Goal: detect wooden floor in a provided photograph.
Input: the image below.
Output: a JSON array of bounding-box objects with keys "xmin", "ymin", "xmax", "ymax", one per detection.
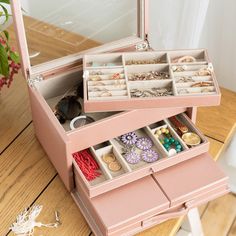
[{"xmin": 1, "ymin": 18, "xmax": 236, "ymax": 236}]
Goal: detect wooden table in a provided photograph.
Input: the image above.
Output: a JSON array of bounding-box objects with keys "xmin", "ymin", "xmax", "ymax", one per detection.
[{"xmin": 1, "ymin": 19, "xmax": 236, "ymax": 236}]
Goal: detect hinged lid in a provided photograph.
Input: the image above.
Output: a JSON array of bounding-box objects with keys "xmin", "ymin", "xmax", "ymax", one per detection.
[{"xmin": 11, "ymin": 0, "xmax": 148, "ymax": 79}]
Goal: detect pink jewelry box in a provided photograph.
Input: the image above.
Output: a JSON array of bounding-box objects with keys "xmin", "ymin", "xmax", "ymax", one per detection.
[{"xmin": 11, "ymin": 0, "xmax": 228, "ymax": 235}]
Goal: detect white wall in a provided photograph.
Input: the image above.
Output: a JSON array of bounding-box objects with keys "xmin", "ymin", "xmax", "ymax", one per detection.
[
  {"xmin": 199, "ymin": 0, "xmax": 236, "ymax": 92},
  {"xmin": 148, "ymin": 0, "xmax": 236, "ymax": 92},
  {"xmin": 149, "ymin": 0, "xmax": 209, "ymax": 50}
]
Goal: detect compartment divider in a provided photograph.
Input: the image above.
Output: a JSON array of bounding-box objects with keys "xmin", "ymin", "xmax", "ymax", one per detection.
[
  {"xmin": 169, "ymin": 67, "xmax": 178, "ymax": 96},
  {"xmin": 164, "ymin": 119, "xmax": 189, "ymax": 150},
  {"xmin": 144, "ymin": 126, "xmax": 168, "ymax": 158},
  {"xmin": 122, "ymin": 53, "xmax": 126, "ymax": 68},
  {"xmin": 166, "ymin": 52, "xmax": 171, "ymax": 64},
  {"xmin": 110, "ymin": 140, "xmax": 132, "ymax": 173},
  {"xmin": 124, "ymin": 65, "xmax": 131, "ymax": 99},
  {"xmin": 172, "ymin": 113, "xmax": 207, "ymax": 143},
  {"xmin": 90, "ymin": 146, "xmax": 113, "ymax": 180}
]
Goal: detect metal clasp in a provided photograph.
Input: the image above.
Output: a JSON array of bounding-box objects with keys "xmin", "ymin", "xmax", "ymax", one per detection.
[{"xmin": 27, "ymin": 74, "xmax": 43, "ymax": 88}]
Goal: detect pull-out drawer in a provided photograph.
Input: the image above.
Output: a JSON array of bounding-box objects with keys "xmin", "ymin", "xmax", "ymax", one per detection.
[
  {"xmin": 72, "ymin": 152, "xmax": 229, "ymax": 236},
  {"xmin": 72, "ymin": 176, "xmax": 170, "ymax": 236},
  {"xmin": 73, "ymin": 112, "xmax": 209, "ymax": 198}
]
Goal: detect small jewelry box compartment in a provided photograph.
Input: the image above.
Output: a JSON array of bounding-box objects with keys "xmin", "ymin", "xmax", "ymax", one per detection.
[
  {"xmin": 72, "ymin": 112, "xmax": 210, "ymax": 198},
  {"xmin": 71, "ymin": 153, "xmax": 229, "ymax": 236},
  {"xmin": 83, "ymin": 50, "xmax": 221, "ymax": 112}
]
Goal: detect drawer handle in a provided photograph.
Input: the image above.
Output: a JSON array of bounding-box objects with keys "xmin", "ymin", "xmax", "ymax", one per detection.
[{"xmin": 141, "ymin": 205, "xmax": 189, "ymax": 228}]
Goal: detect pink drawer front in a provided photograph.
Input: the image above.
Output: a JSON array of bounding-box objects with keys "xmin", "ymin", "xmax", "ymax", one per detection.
[
  {"xmin": 73, "ymin": 112, "xmax": 209, "ymax": 198},
  {"xmin": 73, "ymin": 175, "xmax": 170, "ymax": 236},
  {"xmin": 153, "ymin": 152, "xmax": 229, "ymax": 207},
  {"xmin": 72, "ymin": 152, "xmax": 229, "ymax": 236}
]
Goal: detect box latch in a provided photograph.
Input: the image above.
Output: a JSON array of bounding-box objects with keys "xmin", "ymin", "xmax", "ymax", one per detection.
[{"xmin": 27, "ymin": 74, "xmax": 43, "ymax": 88}]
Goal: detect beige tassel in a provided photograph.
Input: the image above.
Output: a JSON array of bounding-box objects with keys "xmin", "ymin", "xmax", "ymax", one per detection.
[{"xmin": 10, "ymin": 205, "xmax": 61, "ymax": 236}]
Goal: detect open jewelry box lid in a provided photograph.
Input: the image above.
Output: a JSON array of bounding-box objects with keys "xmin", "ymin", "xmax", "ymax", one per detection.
[{"xmin": 11, "ymin": 0, "xmax": 148, "ymax": 81}]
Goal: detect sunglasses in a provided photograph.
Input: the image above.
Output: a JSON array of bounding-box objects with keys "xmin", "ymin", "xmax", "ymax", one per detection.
[{"xmin": 54, "ymin": 82, "xmax": 83, "ymax": 124}]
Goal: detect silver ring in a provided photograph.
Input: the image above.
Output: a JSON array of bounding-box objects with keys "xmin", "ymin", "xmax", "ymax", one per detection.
[{"xmin": 70, "ymin": 115, "xmax": 94, "ymax": 130}]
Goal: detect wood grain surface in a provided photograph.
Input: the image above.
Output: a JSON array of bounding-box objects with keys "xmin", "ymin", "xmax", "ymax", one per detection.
[
  {"xmin": 197, "ymin": 87, "xmax": 236, "ymax": 143},
  {"xmin": 8, "ymin": 176, "xmax": 91, "ymax": 236},
  {"xmin": 0, "ymin": 73, "xmax": 31, "ymax": 153},
  {"xmin": 0, "ymin": 124, "xmax": 56, "ymax": 236}
]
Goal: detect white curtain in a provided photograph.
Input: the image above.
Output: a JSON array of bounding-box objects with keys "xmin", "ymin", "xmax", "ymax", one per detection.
[
  {"xmin": 199, "ymin": 0, "xmax": 236, "ymax": 92},
  {"xmin": 149, "ymin": 0, "xmax": 210, "ymax": 49},
  {"xmin": 149, "ymin": 0, "xmax": 236, "ymax": 92}
]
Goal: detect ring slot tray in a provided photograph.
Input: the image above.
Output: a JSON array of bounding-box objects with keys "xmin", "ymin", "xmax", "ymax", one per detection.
[
  {"xmin": 73, "ymin": 112, "xmax": 209, "ymax": 198},
  {"xmin": 83, "ymin": 49, "xmax": 221, "ymax": 112}
]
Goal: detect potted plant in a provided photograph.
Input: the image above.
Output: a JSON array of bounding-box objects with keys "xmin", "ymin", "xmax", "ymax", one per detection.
[{"xmin": 0, "ymin": 0, "xmax": 20, "ymax": 90}]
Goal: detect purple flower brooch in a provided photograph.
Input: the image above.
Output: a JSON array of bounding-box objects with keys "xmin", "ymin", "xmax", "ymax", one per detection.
[
  {"xmin": 120, "ymin": 132, "xmax": 159, "ymax": 164},
  {"xmin": 120, "ymin": 132, "xmax": 138, "ymax": 145}
]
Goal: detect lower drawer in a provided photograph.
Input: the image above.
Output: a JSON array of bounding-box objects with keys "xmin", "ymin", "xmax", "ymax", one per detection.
[
  {"xmin": 73, "ymin": 112, "xmax": 209, "ymax": 198},
  {"xmin": 72, "ymin": 153, "xmax": 229, "ymax": 236}
]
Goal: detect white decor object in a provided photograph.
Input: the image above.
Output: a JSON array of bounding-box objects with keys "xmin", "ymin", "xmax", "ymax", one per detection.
[{"xmin": 10, "ymin": 205, "xmax": 60, "ymax": 236}]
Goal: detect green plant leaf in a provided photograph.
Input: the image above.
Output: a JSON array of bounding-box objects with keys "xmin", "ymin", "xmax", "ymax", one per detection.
[
  {"xmin": 10, "ymin": 51, "xmax": 20, "ymax": 63},
  {"xmin": 0, "ymin": 3, "xmax": 8, "ymax": 23},
  {"xmin": 0, "ymin": 0, "xmax": 10, "ymax": 4},
  {"xmin": 3, "ymin": 30, "xmax": 9, "ymax": 41},
  {"xmin": 0, "ymin": 43, "xmax": 9, "ymax": 76}
]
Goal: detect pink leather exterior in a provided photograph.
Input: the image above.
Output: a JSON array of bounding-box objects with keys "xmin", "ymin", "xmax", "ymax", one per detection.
[
  {"xmin": 144, "ymin": 0, "xmax": 149, "ymax": 35},
  {"xmin": 84, "ymin": 93, "xmax": 221, "ymax": 113},
  {"xmin": 11, "ymin": 0, "xmax": 31, "ymax": 78},
  {"xmin": 186, "ymin": 107, "xmax": 197, "ymax": 123},
  {"xmin": 28, "ymin": 88, "xmax": 73, "ymax": 190},
  {"xmin": 74, "ymin": 176, "xmax": 170, "ymax": 235},
  {"xmin": 153, "ymin": 152, "xmax": 228, "ymax": 207},
  {"xmin": 72, "ymin": 153, "xmax": 229, "ymax": 236}
]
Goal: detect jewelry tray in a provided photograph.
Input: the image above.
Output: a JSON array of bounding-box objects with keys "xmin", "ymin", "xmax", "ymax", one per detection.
[
  {"xmin": 83, "ymin": 49, "xmax": 221, "ymax": 112},
  {"xmin": 73, "ymin": 112, "xmax": 209, "ymax": 198}
]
